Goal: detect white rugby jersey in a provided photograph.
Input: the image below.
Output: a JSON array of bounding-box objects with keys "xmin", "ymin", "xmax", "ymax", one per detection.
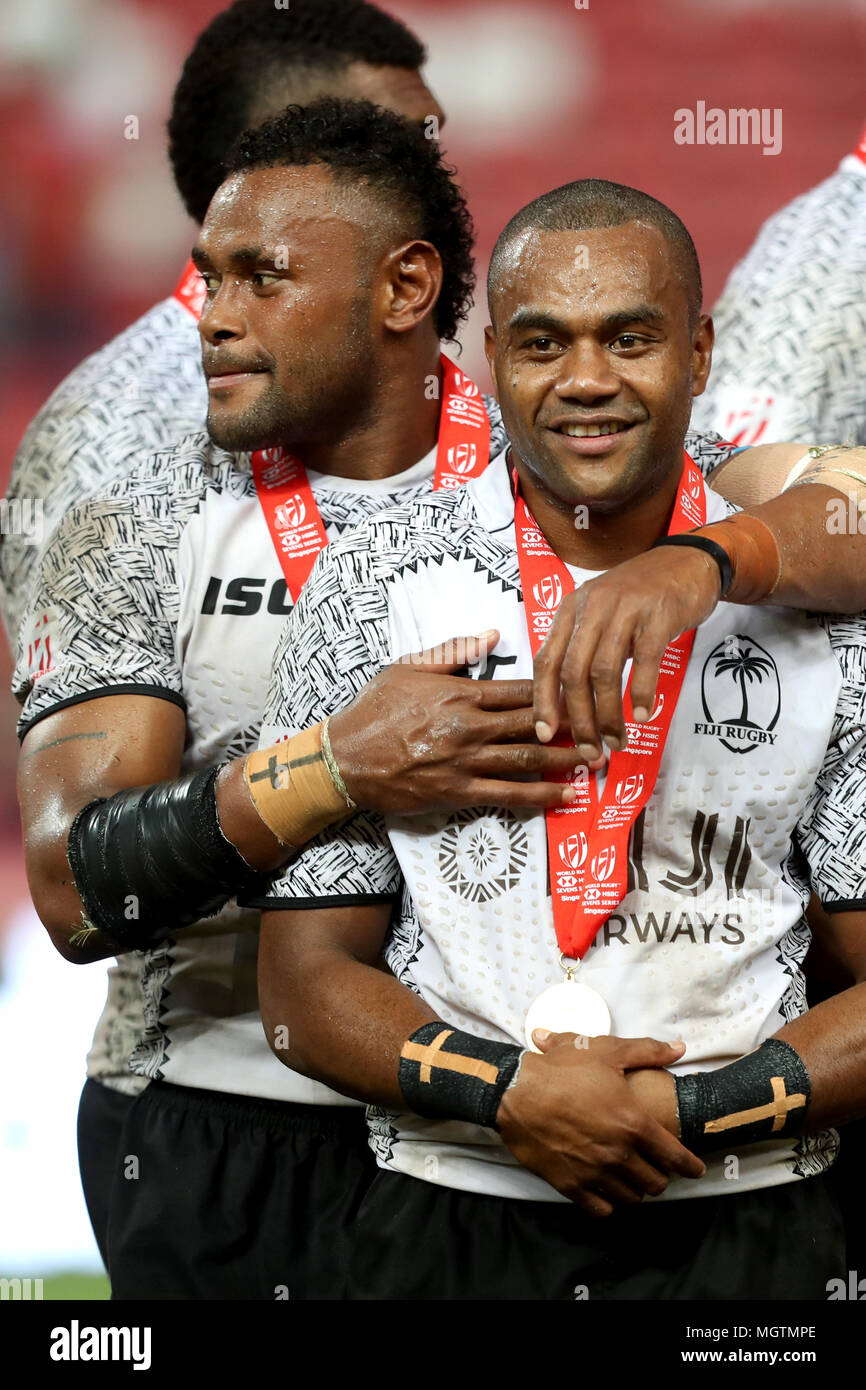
[
  {"xmin": 691, "ymin": 138, "xmax": 866, "ymax": 446},
  {"xmin": 256, "ymin": 448, "xmax": 866, "ymax": 1199},
  {"xmin": 1, "ymin": 295, "xmax": 206, "ymax": 647},
  {"xmin": 14, "ymin": 406, "xmax": 510, "ymax": 1106},
  {"xmin": 5, "ymin": 289, "xmax": 205, "ymax": 1098}
]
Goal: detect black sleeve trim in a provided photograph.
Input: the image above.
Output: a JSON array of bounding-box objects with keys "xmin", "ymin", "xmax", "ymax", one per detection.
[
  {"xmin": 820, "ymin": 898, "xmax": 866, "ymax": 914},
  {"xmin": 242, "ymin": 891, "xmax": 399, "ymax": 912},
  {"xmin": 18, "ymin": 685, "xmax": 187, "ymax": 741}
]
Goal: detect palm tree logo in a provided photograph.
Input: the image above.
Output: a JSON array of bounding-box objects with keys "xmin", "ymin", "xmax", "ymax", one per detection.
[
  {"xmin": 712, "ymin": 641, "xmax": 774, "ymax": 726},
  {"xmin": 700, "ymin": 634, "xmax": 781, "ymax": 755}
]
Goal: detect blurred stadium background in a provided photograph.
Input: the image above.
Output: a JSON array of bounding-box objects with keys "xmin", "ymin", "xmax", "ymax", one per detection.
[{"xmin": 0, "ymin": 0, "xmax": 863, "ymax": 1296}]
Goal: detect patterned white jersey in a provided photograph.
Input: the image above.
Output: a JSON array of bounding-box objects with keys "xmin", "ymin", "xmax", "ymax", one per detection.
[
  {"xmin": 257, "ymin": 448, "xmax": 866, "ymax": 1199},
  {"xmin": 15, "ymin": 405, "xmax": 509, "ymax": 1105},
  {"xmin": 5, "ymin": 289, "xmax": 206, "ymax": 1097},
  {"xmin": 691, "ymin": 138, "xmax": 866, "ymax": 447},
  {"xmin": 1, "ymin": 295, "xmax": 206, "ymax": 648}
]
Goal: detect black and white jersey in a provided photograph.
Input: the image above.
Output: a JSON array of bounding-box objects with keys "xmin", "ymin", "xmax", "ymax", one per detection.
[
  {"xmin": 14, "ymin": 405, "xmax": 509, "ymax": 1105},
  {"xmin": 691, "ymin": 150, "xmax": 866, "ymax": 447},
  {"xmin": 5, "ymin": 291, "xmax": 206, "ymax": 1098},
  {"xmin": 1, "ymin": 295, "xmax": 206, "ymax": 648},
  {"xmin": 256, "ymin": 447, "xmax": 866, "ymax": 1200}
]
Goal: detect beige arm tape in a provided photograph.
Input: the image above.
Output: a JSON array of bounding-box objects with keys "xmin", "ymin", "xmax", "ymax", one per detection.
[
  {"xmin": 691, "ymin": 513, "xmax": 782, "ymax": 604},
  {"xmin": 243, "ymin": 718, "xmax": 356, "ymax": 849}
]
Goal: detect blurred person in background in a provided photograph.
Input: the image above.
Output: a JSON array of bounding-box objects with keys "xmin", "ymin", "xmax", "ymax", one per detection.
[
  {"xmin": 3, "ymin": 0, "xmax": 444, "ymax": 1283},
  {"xmin": 690, "ymin": 121, "xmax": 866, "ymax": 452}
]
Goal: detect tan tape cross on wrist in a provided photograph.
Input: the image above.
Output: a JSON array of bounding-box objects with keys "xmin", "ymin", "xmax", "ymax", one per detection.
[{"xmin": 244, "ymin": 721, "xmax": 351, "ymax": 849}]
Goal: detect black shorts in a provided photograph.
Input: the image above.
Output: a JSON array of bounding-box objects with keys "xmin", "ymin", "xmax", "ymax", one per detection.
[
  {"xmin": 107, "ymin": 1080, "xmax": 375, "ymax": 1300},
  {"xmin": 347, "ymin": 1167, "xmax": 845, "ymax": 1300},
  {"xmin": 77, "ymin": 1077, "xmax": 136, "ymax": 1273}
]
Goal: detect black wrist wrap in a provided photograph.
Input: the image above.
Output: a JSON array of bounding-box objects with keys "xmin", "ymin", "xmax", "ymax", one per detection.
[
  {"xmin": 650, "ymin": 534, "xmax": 734, "ymax": 599},
  {"xmin": 675, "ymin": 1038, "xmax": 811, "ymax": 1155},
  {"xmin": 66, "ymin": 765, "xmax": 259, "ymax": 951},
  {"xmin": 398, "ymin": 1021, "xmax": 524, "ymax": 1131}
]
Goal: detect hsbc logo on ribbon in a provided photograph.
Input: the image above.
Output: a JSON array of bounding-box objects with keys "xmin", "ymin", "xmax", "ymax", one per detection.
[
  {"xmin": 532, "ymin": 575, "xmax": 563, "ymax": 611},
  {"xmin": 447, "ymin": 442, "xmax": 477, "ymax": 475},
  {"xmin": 559, "ymin": 832, "xmax": 587, "ymax": 870},
  {"xmin": 274, "ymin": 495, "xmax": 306, "ymax": 530},
  {"xmin": 522, "ymin": 528, "xmax": 546, "ymax": 547},
  {"xmin": 591, "ymin": 845, "xmax": 617, "ymax": 882}
]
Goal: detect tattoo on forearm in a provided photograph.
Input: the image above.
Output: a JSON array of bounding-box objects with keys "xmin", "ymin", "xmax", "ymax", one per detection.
[{"xmin": 20, "ymin": 730, "xmax": 108, "ymax": 761}]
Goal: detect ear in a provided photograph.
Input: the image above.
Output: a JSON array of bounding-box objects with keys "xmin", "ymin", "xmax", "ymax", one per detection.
[
  {"xmin": 380, "ymin": 240, "xmax": 443, "ymax": 334},
  {"xmin": 691, "ymin": 313, "xmax": 714, "ymax": 398},
  {"xmin": 483, "ymin": 323, "xmax": 499, "ymax": 400}
]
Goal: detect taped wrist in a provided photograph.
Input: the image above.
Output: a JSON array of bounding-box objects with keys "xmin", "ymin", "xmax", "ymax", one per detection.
[
  {"xmin": 689, "ymin": 514, "xmax": 782, "ymax": 604},
  {"xmin": 674, "ymin": 1038, "xmax": 811, "ymax": 1154},
  {"xmin": 67, "ymin": 765, "xmax": 259, "ymax": 951},
  {"xmin": 398, "ymin": 1021, "xmax": 525, "ymax": 1130},
  {"xmin": 243, "ymin": 719, "xmax": 355, "ymax": 849}
]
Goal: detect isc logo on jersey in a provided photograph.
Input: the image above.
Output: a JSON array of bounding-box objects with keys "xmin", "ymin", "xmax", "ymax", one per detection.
[{"xmin": 531, "ymin": 575, "xmax": 562, "ymax": 635}]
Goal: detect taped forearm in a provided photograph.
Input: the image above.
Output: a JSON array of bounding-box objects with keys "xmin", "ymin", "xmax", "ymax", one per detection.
[
  {"xmin": 701, "ymin": 454, "xmax": 866, "ymax": 612},
  {"xmin": 67, "ymin": 765, "xmax": 260, "ymax": 951},
  {"xmin": 66, "ymin": 720, "xmax": 358, "ymax": 951},
  {"xmin": 399, "ymin": 1021, "xmax": 526, "ymax": 1130},
  {"xmin": 674, "ymin": 1038, "xmax": 811, "ymax": 1154},
  {"xmin": 242, "ymin": 718, "xmax": 355, "ymax": 848},
  {"xmin": 686, "ymin": 513, "xmax": 782, "ymax": 605}
]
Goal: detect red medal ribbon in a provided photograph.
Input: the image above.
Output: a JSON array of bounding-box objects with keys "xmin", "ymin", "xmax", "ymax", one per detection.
[
  {"xmin": 173, "ymin": 261, "xmax": 490, "ymax": 601},
  {"xmin": 514, "ymin": 453, "xmax": 707, "ymax": 961},
  {"xmin": 173, "ymin": 259, "xmax": 208, "ymax": 320},
  {"xmin": 854, "ymin": 120, "xmax": 866, "ymax": 167}
]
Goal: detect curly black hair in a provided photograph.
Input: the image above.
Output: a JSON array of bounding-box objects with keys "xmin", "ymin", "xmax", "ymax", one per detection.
[
  {"xmin": 168, "ymin": 0, "xmax": 426, "ymax": 224},
  {"xmin": 223, "ymin": 98, "xmax": 475, "ymax": 344}
]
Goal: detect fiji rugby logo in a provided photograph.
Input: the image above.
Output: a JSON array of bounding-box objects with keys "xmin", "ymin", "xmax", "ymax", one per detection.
[{"xmin": 696, "ymin": 635, "xmax": 781, "ymax": 754}]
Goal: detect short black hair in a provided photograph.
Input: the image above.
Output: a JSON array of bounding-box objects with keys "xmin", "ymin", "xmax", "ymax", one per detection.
[
  {"xmin": 488, "ymin": 179, "xmax": 703, "ymax": 330},
  {"xmin": 169, "ymin": 0, "xmax": 426, "ymax": 224},
  {"xmin": 223, "ymin": 98, "xmax": 475, "ymax": 344}
]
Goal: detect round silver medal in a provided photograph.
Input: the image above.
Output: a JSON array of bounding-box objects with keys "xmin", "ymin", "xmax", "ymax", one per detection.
[{"xmin": 524, "ymin": 971, "xmax": 611, "ymax": 1051}]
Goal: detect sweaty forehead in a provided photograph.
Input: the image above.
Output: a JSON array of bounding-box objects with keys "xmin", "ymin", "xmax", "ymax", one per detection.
[
  {"xmin": 200, "ymin": 165, "xmax": 373, "ymax": 256},
  {"xmin": 491, "ymin": 222, "xmax": 686, "ymax": 326}
]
